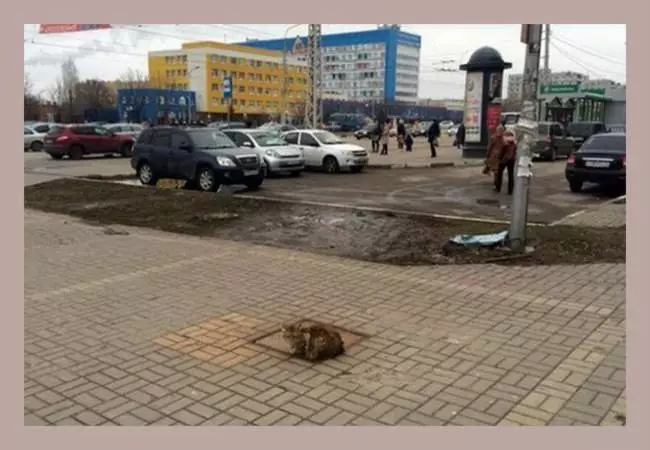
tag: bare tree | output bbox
[75,79,114,109]
[115,68,150,89]
[46,58,81,121]
[24,73,42,121]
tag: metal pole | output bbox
[509,24,542,252]
[281,24,302,125]
[543,24,551,73]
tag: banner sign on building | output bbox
[223,76,232,99]
[39,24,112,34]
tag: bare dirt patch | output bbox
[25,179,625,266]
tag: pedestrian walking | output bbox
[370,119,381,153]
[404,126,414,152]
[456,123,466,149]
[486,126,517,195]
[427,119,441,158]
[397,119,406,150]
[380,119,391,155]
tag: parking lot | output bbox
[24,150,616,225]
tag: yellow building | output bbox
[148,41,308,118]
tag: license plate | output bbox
[243,169,259,176]
[585,161,610,168]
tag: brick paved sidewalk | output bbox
[24,210,626,426]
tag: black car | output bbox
[131,126,264,192]
[565,132,626,193]
[566,121,608,150]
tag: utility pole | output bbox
[509,24,542,252]
[543,24,551,73]
[304,24,323,128]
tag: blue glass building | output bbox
[237,26,421,104]
[116,88,197,123]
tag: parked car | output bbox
[28,122,62,134]
[223,129,304,177]
[414,121,432,137]
[43,125,136,160]
[24,126,46,152]
[282,129,368,173]
[607,124,626,133]
[207,121,248,130]
[529,121,576,161]
[447,124,459,137]
[104,123,144,139]
[353,123,378,140]
[566,121,607,150]
[258,123,297,134]
[565,132,626,193]
[131,126,264,191]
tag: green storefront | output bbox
[538,84,609,123]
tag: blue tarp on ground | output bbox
[449,230,508,246]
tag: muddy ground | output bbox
[24,179,625,266]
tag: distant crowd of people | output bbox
[368,118,466,159]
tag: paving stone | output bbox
[23,210,625,428]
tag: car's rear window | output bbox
[582,135,626,153]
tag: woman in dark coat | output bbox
[455,123,466,149]
[427,120,441,158]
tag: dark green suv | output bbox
[131,126,264,192]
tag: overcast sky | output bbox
[23,24,626,99]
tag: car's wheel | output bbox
[119,143,133,157]
[245,174,264,190]
[68,145,84,160]
[323,156,340,173]
[137,161,158,186]
[30,141,43,152]
[49,153,63,160]
[196,166,220,192]
[569,180,583,193]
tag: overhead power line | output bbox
[550,41,625,80]
[551,33,626,66]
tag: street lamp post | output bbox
[187,65,200,121]
[281,24,304,125]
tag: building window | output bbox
[211,69,218,77]
[230,57,237,64]
[238,86,245,93]
[210,55,218,64]
[238,72,245,79]
[240,99,246,106]
[182,55,187,63]
[211,84,219,91]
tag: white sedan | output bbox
[282,129,369,173]
[24,126,46,152]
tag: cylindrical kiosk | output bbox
[459,47,512,159]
